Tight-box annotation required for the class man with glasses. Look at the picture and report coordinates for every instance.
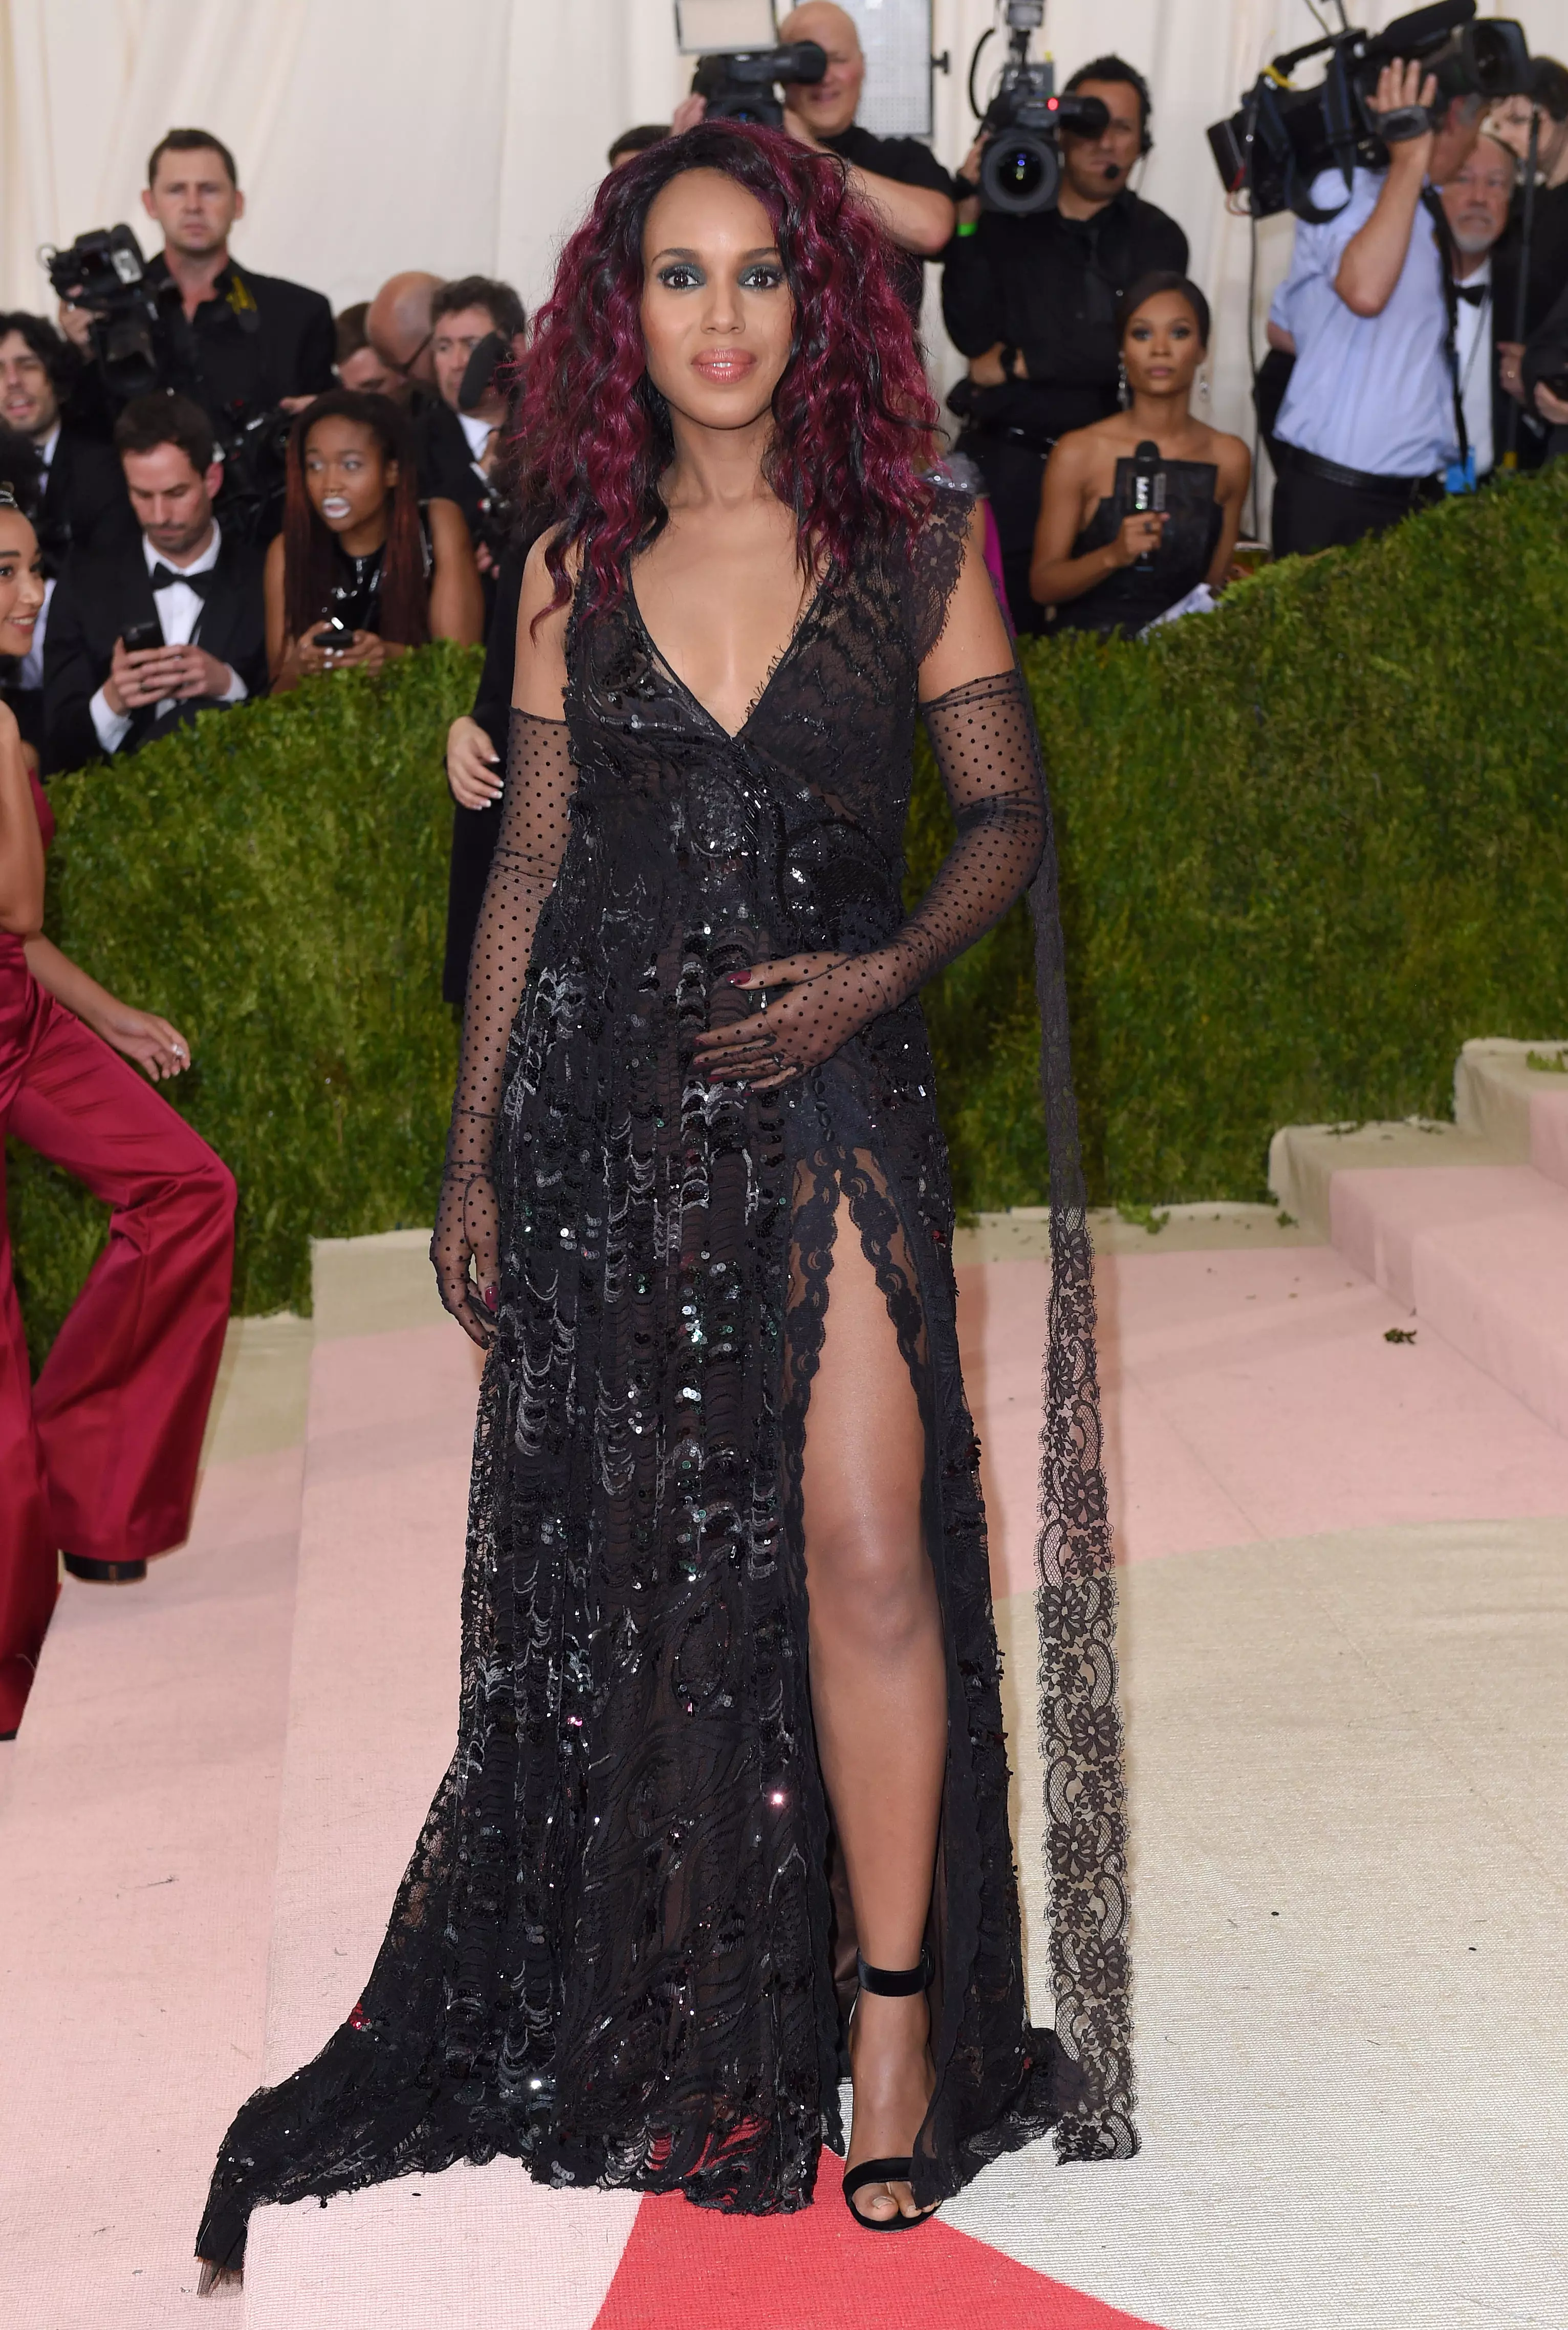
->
[364,274,444,404]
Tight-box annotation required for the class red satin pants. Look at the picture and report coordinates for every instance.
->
[0,969,235,1731]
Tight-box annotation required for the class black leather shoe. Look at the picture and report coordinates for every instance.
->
[62,1555,147,1584]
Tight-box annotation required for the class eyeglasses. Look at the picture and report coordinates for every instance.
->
[384,327,433,380]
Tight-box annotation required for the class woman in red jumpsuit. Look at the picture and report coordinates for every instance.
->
[0,488,236,1737]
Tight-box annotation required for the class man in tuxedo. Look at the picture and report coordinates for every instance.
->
[1440,133,1517,483]
[42,392,267,775]
[57,128,334,433]
[1,313,140,750]
[0,314,138,563]
[417,276,527,585]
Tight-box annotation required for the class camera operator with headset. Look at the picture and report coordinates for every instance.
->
[56,130,334,438]
[671,2,955,318]
[1269,57,1488,556]
[942,46,1187,635]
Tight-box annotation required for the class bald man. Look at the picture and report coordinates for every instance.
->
[366,271,443,397]
[675,1,954,316]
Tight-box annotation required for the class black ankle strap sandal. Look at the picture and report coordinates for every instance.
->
[842,1953,938,2232]
[855,1949,931,1998]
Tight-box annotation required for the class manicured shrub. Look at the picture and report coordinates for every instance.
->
[8,645,480,1365]
[12,469,1568,1360]
[909,463,1568,1209]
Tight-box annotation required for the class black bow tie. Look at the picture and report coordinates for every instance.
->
[1454,282,1489,307]
[149,562,214,596]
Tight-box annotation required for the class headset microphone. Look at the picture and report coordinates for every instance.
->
[1102,163,1122,180]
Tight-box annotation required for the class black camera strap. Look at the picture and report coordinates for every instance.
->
[1420,185,1469,473]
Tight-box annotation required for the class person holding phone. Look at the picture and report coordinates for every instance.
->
[265,390,482,693]
[40,391,267,775]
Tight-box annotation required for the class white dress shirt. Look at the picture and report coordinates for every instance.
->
[456,408,494,467]
[1272,167,1460,479]
[1453,257,1495,480]
[16,424,61,690]
[89,524,248,756]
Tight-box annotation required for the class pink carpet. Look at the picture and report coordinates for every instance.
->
[0,1444,303,2325]
[961,1244,1568,1598]
[4,1211,1566,2328]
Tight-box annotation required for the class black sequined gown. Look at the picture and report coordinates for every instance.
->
[198,489,1134,2271]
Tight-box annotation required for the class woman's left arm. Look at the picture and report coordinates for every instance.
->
[427,498,486,646]
[696,531,1043,1091]
[22,935,193,1081]
[1205,435,1254,590]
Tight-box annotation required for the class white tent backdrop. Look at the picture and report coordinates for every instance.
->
[1,0,1557,482]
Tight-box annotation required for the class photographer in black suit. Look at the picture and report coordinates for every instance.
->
[42,393,266,774]
[57,128,334,432]
[671,2,954,318]
[417,276,527,591]
[942,55,1187,632]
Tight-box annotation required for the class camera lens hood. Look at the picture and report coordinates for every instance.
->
[980,128,1062,215]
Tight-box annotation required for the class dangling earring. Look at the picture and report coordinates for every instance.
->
[1197,368,1211,402]
[1117,356,1130,410]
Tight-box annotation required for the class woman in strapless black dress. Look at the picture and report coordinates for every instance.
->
[197,122,1134,2281]
[1031,272,1251,639]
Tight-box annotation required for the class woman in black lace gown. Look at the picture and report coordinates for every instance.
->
[198,121,1132,2277]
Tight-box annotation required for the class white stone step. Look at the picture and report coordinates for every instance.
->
[1271,1043,1568,1441]
[1453,1037,1568,1189]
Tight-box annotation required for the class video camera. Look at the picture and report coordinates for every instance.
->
[968,2,1109,217]
[41,221,290,543]
[43,223,179,403]
[1208,0,1531,222]
[688,38,826,130]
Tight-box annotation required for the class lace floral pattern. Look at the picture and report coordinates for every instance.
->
[196,486,1133,2271]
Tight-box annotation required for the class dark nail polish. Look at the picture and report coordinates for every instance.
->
[727,972,750,985]
[483,1285,498,1311]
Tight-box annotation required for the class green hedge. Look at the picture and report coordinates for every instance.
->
[11,470,1568,1360]
[9,644,478,1365]
[909,462,1568,1211]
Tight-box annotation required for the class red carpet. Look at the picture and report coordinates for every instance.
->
[594,2153,1165,2330]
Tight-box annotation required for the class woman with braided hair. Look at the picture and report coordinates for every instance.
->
[199,119,1132,2276]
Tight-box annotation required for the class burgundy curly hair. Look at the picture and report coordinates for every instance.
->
[513,120,939,622]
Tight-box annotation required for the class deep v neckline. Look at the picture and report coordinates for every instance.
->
[626,569,824,744]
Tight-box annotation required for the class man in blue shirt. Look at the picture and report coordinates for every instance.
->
[1269,57,1485,556]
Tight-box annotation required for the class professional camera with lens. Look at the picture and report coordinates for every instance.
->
[1208,0,1530,222]
[968,2,1109,218]
[42,221,291,542]
[690,39,826,129]
[43,223,181,402]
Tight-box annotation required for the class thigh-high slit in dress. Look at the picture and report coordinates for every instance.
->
[197,486,1134,2272]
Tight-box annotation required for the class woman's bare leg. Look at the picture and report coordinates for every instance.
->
[802,1213,946,2224]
